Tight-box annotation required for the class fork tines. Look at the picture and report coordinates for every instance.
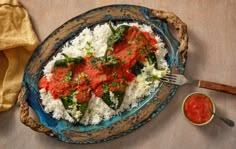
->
[161,74,177,81]
[160,74,179,85]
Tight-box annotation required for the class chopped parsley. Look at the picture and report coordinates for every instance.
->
[128,36,141,45]
[122,60,126,64]
[128,49,133,55]
[135,36,142,43]
[120,83,125,89]
[112,82,119,87]
[111,72,118,78]
[71,90,79,96]
[81,71,88,77]
[84,42,94,57]
[65,71,72,81]
[128,40,135,44]
[139,48,145,56]
[102,83,109,92]
[75,76,80,82]
[81,72,89,85]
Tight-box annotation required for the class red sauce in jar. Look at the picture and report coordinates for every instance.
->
[183,93,214,124]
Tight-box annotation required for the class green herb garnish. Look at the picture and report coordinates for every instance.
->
[135,36,142,43]
[128,49,133,55]
[102,83,109,92]
[112,82,119,87]
[65,71,72,81]
[84,42,94,57]
[75,76,80,83]
[111,72,118,78]
[102,55,120,67]
[128,40,135,44]
[121,60,126,64]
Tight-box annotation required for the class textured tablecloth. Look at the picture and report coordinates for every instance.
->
[0,0,235,148]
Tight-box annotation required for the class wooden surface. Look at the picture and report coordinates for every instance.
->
[1,0,236,148]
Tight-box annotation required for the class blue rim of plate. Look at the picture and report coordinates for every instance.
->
[23,4,184,144]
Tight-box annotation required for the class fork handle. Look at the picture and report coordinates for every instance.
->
[198,80,236,95]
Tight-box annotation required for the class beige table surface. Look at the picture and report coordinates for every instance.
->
[1,0,236,149]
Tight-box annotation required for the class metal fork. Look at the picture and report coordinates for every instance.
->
[161,74,236,95]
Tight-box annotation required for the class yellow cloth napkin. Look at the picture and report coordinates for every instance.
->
[0,0,39,112]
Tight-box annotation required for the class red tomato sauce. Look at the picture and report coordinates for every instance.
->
[39,26,158,103]
[184,94,213,124]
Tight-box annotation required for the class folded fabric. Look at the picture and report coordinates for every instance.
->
[0,0,39,112]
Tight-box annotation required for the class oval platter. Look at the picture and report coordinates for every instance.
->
[19,4,188,144]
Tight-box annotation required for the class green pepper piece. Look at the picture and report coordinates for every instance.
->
[101,90,125,110]
[102,91,116,109]
[54,54,84,68]
[61,96,73,109]
[113,91,125,109]
[68,56,84,64]
[77,102,88,116]
[60,91,88,122]
[104,22,130,62]
[146,52,158,69]
[54,59,68,67]
[107,24,130,48]
[130,61,144,76]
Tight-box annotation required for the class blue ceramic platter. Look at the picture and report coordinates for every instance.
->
[21,5,187,144]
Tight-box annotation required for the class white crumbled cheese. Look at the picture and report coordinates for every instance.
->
[39,22,169,125]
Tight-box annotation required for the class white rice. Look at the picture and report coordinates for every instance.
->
[40,22,169,125]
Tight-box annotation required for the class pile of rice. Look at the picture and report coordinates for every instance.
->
[39,22,169,125]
